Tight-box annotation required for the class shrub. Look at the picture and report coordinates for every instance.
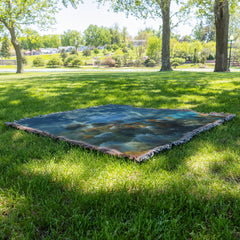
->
[112,55,123,67]
[112,44,119,51]
[133,58,143,67]
[33,56,45,67]
[47,57,63,68]
[208,54,215,60]
[193,55,199,63]
[171,62,180,68]
[126,60,134,67]
[70,48,78,55]
[60,49,68,60]
[114,49,124,55]
[22,56,28,65]
[64,56,75,66]
[94,48,99,54]
[173,50,187,59]
[170,58,185,65]
[71,57,83,67]
[129,43,134,50]
[94,58,101,66]
[200,56,207,64]
[123,53,130,67]
[144,58,156,67]
[103,49,108,55]
[232,48,240,62]
[64,56,83,67]
[122,47,128,53]
[82,49,91,57]
[120,43,126,48]
[193,49,199,63]
[147,36,161,62]
[102,57,116,67]
[106,45,112,51]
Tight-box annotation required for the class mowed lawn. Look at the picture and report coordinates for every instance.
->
[0,71,239,239]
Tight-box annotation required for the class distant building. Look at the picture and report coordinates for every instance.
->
[97,46,106,50]
[78,45,89,52]
[132,40,147,47]
[39,48,58,54]
[24,50,41,55]
[58,46,75,53]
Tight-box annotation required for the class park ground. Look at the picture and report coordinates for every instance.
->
[0,71,240,239]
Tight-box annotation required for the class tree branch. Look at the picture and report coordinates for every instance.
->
[0,17,11,30]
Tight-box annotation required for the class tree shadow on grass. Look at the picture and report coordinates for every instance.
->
[1,71,239,170]
[0,71,218,118]
[0,71,240,239]
[1,126,240,239]
[0,134,239,239]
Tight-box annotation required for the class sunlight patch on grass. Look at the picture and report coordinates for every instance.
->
[181,95,206,103]
[0,71,239,239]
[9,100,21,105]
[188,153,212,173]
[23,156,143,192]
[11,130,25,142]
[105,95,117,102]
[150,89,162,93]
[0,193,11,221]
[23,160,87,191]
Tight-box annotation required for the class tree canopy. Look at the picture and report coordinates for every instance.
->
[84,25,111,47]
[0,36,11,59]
[96,0,183,71]
[187,0,239,71]
[229,5,240,40]
[0,0,59,30]
[0,0,83,73]
[61,30,83,49]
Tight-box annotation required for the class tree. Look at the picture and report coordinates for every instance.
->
[214,0,229,71]
[84,25,111,47]
[180,35,193,42]
[60,49,68,60]
[61,30,83,49]
[40,34,61,48]
[20,29,42,51]
[0,0,61,73]
[188,0,239,72]
[121,27,129,44]
[109,24,121,45]
[229,5,240,40]
[159,0,172,71]
[0,0,82,73]
[134,28,154,44]
[1,36,11,59]
[193,21,215,42]
[146,36,162,63]
[96,0,177,71]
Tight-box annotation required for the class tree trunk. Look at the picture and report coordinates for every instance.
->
[214,0,229,72]
[9,27,24,73]
[160,0,172,71]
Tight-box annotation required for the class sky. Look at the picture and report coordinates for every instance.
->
[40,1,195,37]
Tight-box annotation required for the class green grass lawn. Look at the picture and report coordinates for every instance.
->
[0,71,239,239]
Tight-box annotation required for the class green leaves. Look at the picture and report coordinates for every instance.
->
[61,30,83,48]
[84,25,111,47]
[0,0,82,73]
[62,0,83,8]
[0,36,11,58]
[0,0,60,31]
